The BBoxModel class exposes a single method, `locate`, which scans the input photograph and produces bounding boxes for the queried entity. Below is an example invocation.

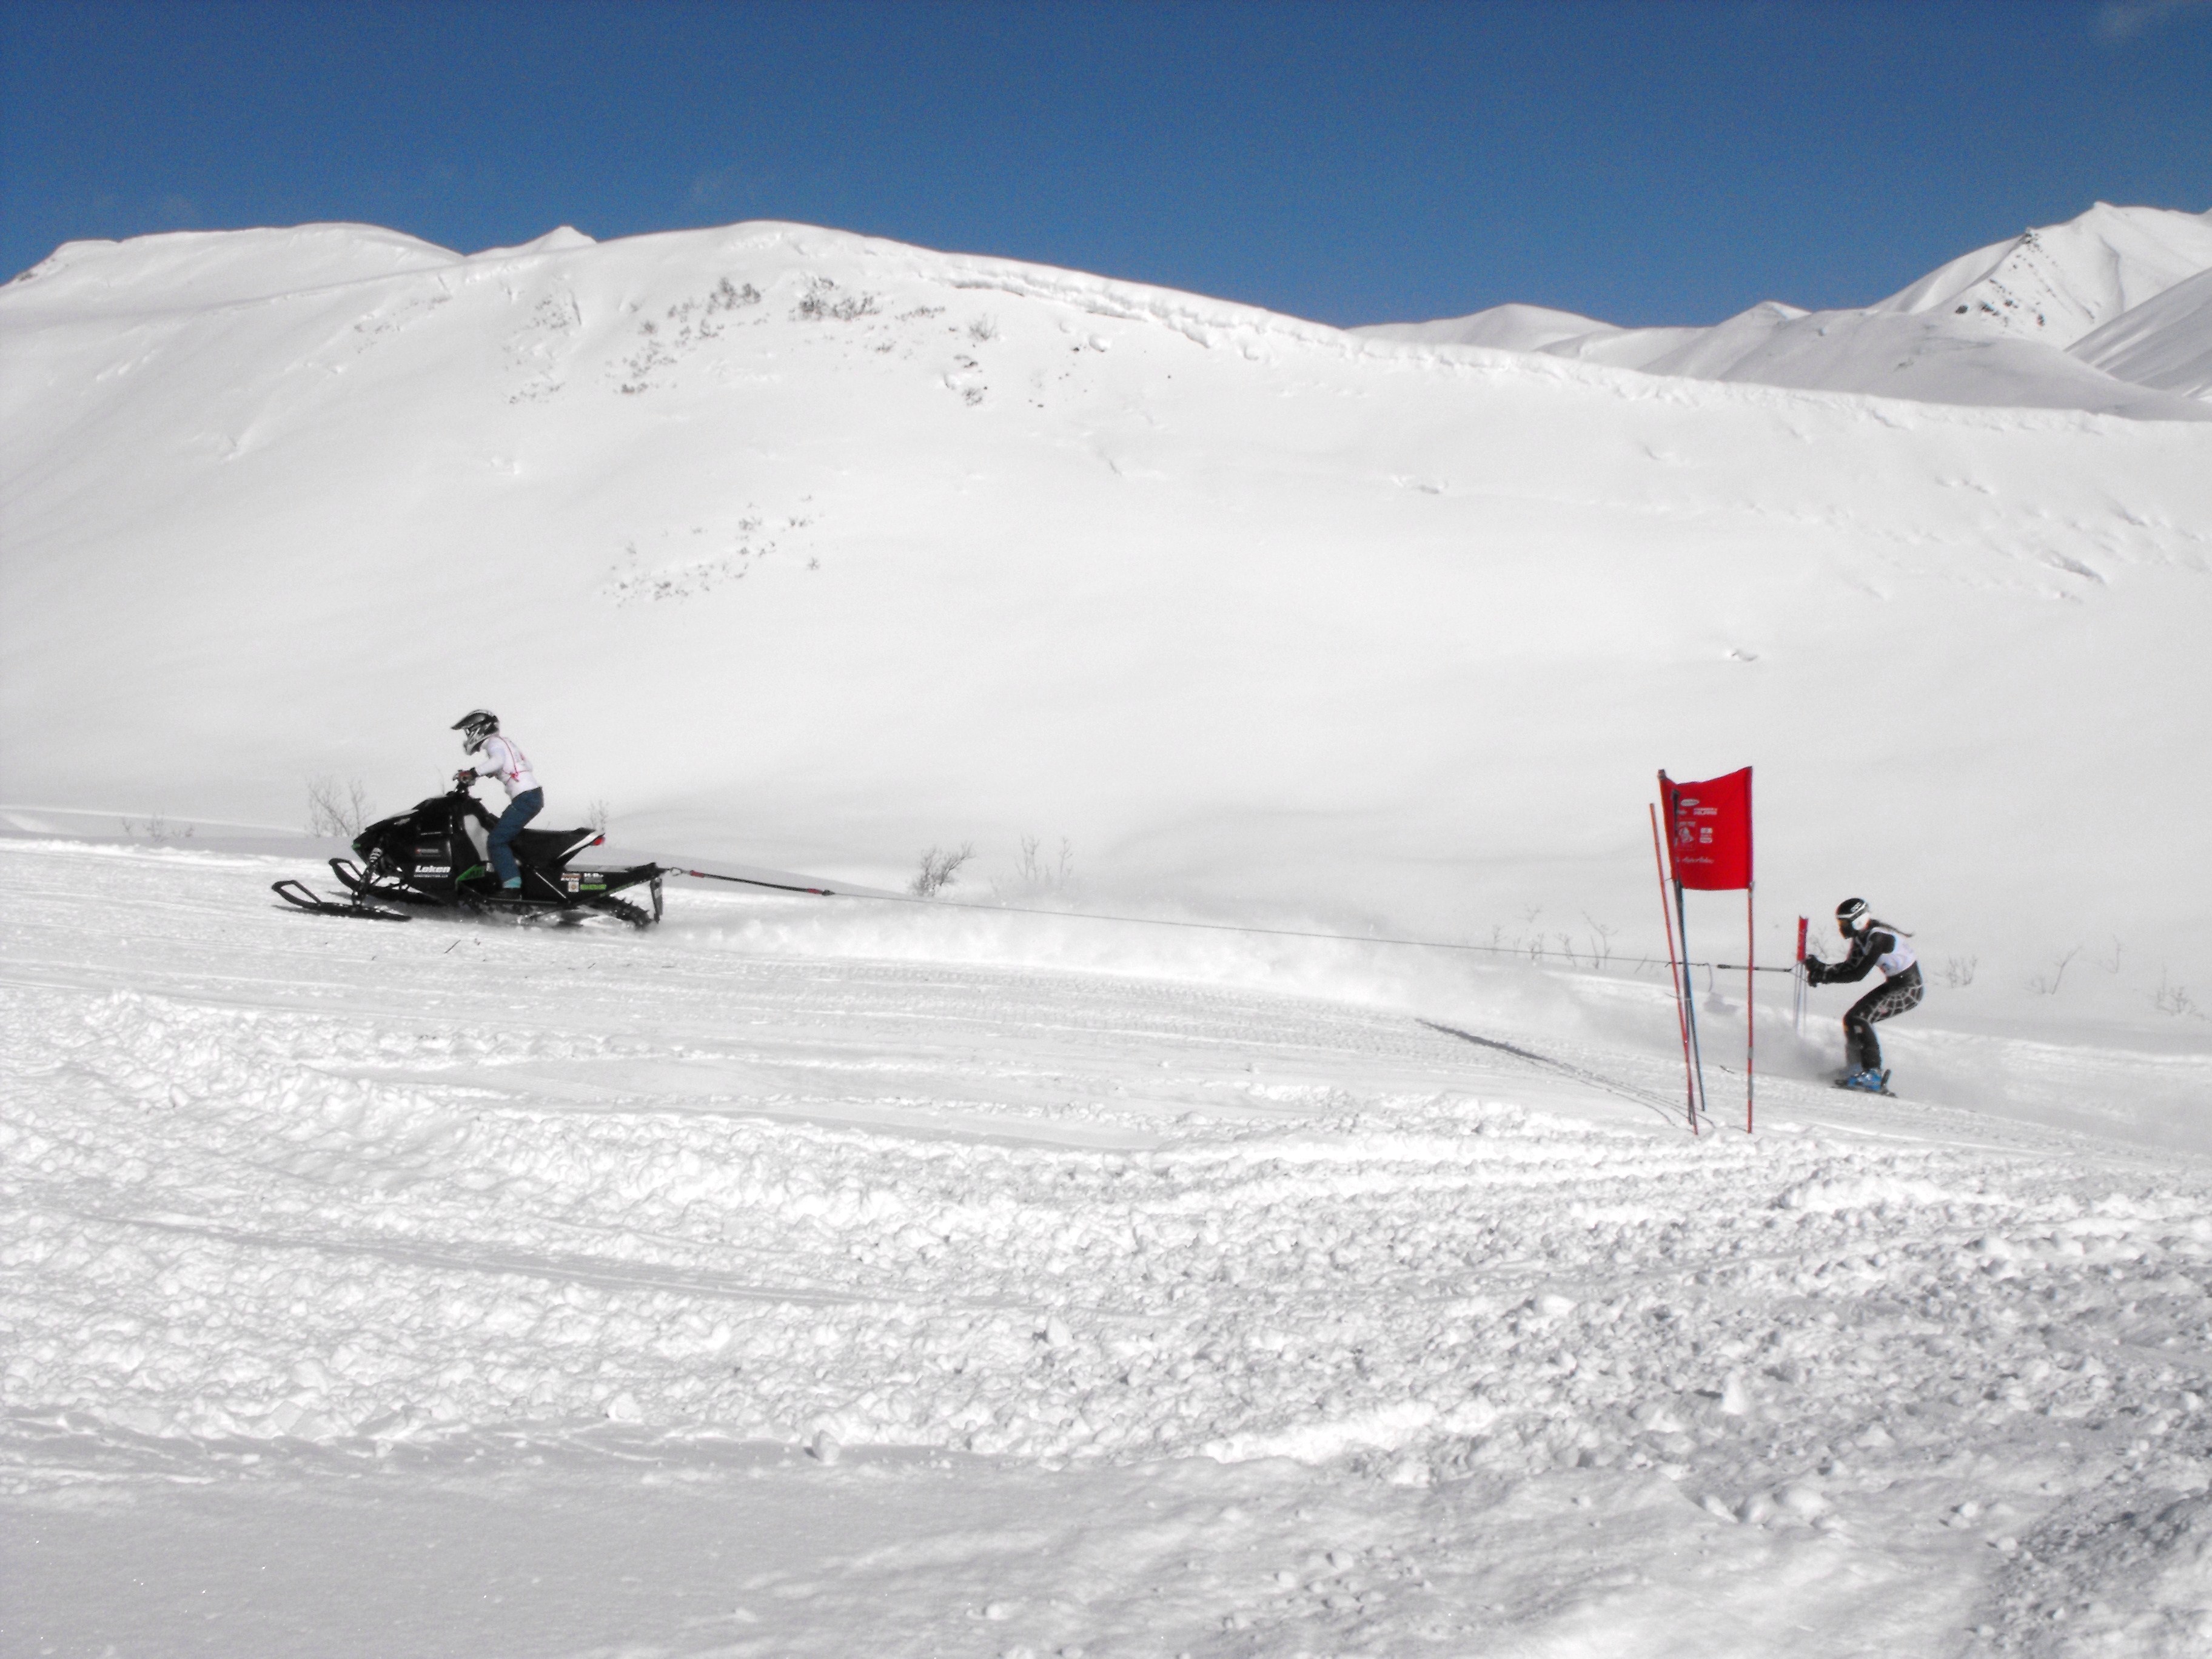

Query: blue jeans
[488,788,543,885]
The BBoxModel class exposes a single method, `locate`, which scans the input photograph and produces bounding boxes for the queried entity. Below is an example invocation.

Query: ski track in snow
[3,839,2210,1656]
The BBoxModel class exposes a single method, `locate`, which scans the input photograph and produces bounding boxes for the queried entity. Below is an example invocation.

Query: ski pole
[1793,915,1808,1034]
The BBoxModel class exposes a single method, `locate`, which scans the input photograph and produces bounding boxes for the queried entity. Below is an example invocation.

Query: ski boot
[1835,1068,1893,1096]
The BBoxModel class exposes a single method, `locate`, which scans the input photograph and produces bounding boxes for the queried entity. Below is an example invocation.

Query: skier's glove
[1803,960,1825,986]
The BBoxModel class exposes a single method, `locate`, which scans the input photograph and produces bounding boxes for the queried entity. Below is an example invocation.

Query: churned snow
[3,837,2209,1655]
[2,206,2210,1653]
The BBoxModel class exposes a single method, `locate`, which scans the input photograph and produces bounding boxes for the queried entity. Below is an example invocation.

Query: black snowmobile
[273,783,665,927]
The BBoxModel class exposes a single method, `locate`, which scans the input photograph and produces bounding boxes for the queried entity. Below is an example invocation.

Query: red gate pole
[1676,877,1708,1126]
[1746,883,1756,1135]
[1794,916,1809,1033]
[1650,803,1698,1135]
[1743,768,1755,1136]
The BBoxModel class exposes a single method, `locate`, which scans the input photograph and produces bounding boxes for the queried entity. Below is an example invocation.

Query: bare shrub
[910,842,974,899]
[588,798,612,834]
[967,315,998,343]
[2153,971,2202,1019]
[119,815,193,843]
[2029,947,2081,996]
[306,776,369,837]
[1941,956,1977,988]
[793,276,878,323]
[996,834,1075,900]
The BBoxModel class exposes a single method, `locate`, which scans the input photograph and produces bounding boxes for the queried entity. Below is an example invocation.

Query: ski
[271,878,411,921]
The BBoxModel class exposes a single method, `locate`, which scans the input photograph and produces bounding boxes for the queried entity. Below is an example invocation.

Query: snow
[3,206,2211,1651]
[2074,266,2212,398]
[3,836,2210,1653]
[4,211,2210,996]
[1359,202,2212,418]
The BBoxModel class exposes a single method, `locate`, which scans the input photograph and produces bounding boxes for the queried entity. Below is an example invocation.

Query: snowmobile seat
[512,825,602,870]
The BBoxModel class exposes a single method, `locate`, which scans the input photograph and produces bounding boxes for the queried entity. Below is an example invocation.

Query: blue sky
[3,0,2208,326]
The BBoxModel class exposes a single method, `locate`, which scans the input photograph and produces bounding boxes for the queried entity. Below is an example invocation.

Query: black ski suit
[1806,927,1923,1074]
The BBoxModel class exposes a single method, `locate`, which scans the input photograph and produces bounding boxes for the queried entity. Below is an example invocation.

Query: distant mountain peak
[1354,199,2212,420]
[1883,201,2212,348]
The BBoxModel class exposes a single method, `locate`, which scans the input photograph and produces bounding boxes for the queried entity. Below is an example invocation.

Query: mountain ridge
[2,210,2208,1000]
[1355,202,2212,420]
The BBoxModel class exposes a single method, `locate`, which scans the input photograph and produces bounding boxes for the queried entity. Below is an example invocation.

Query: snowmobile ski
[271,877,411,921]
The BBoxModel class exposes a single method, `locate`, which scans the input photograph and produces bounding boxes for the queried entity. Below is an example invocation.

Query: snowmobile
[273,783,665,927]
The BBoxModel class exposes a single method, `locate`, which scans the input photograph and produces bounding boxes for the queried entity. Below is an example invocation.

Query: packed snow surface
[4,836,2210,1655]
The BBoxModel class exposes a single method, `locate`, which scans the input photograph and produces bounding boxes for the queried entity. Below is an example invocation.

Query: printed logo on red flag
[1659,767,1753,891]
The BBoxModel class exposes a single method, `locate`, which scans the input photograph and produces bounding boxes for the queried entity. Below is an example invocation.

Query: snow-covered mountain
[1358,202,2212,419]
[2,212,2209,1007]
[7,210,2212,1654]
[2072,261,2212,397]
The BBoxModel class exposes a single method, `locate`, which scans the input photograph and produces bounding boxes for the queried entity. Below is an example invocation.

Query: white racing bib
[473,734,539,799]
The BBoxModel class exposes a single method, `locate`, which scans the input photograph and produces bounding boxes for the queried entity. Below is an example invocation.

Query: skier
[1805,897,1921,1093]
[451,709,541,893]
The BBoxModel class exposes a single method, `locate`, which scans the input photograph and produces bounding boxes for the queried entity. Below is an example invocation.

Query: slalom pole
[1743,771,1755,1135]
[1676,876,1708,1127]
[1649,804,1699,1135]
[1745,883,1756,1135]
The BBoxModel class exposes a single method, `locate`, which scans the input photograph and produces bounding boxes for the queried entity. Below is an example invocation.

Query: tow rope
[683,869,838,897]
[675,868,1797,977]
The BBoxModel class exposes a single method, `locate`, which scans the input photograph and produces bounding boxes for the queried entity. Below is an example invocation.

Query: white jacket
[466,733,539,800]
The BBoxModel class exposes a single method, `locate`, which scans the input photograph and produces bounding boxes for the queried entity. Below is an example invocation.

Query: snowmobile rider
[1805,897,1922,1092]
[451,709,541,893]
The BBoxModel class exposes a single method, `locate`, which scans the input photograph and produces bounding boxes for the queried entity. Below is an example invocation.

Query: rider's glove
[1803,960,1825,986]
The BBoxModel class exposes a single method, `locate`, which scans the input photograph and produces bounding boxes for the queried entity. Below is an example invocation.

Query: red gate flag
[1660,768,1753,891]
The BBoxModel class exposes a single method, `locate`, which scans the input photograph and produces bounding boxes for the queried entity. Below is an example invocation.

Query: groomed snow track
[4,838,2209,1655]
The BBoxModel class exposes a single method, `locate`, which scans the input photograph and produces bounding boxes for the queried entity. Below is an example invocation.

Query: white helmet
[452,708,498,753]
